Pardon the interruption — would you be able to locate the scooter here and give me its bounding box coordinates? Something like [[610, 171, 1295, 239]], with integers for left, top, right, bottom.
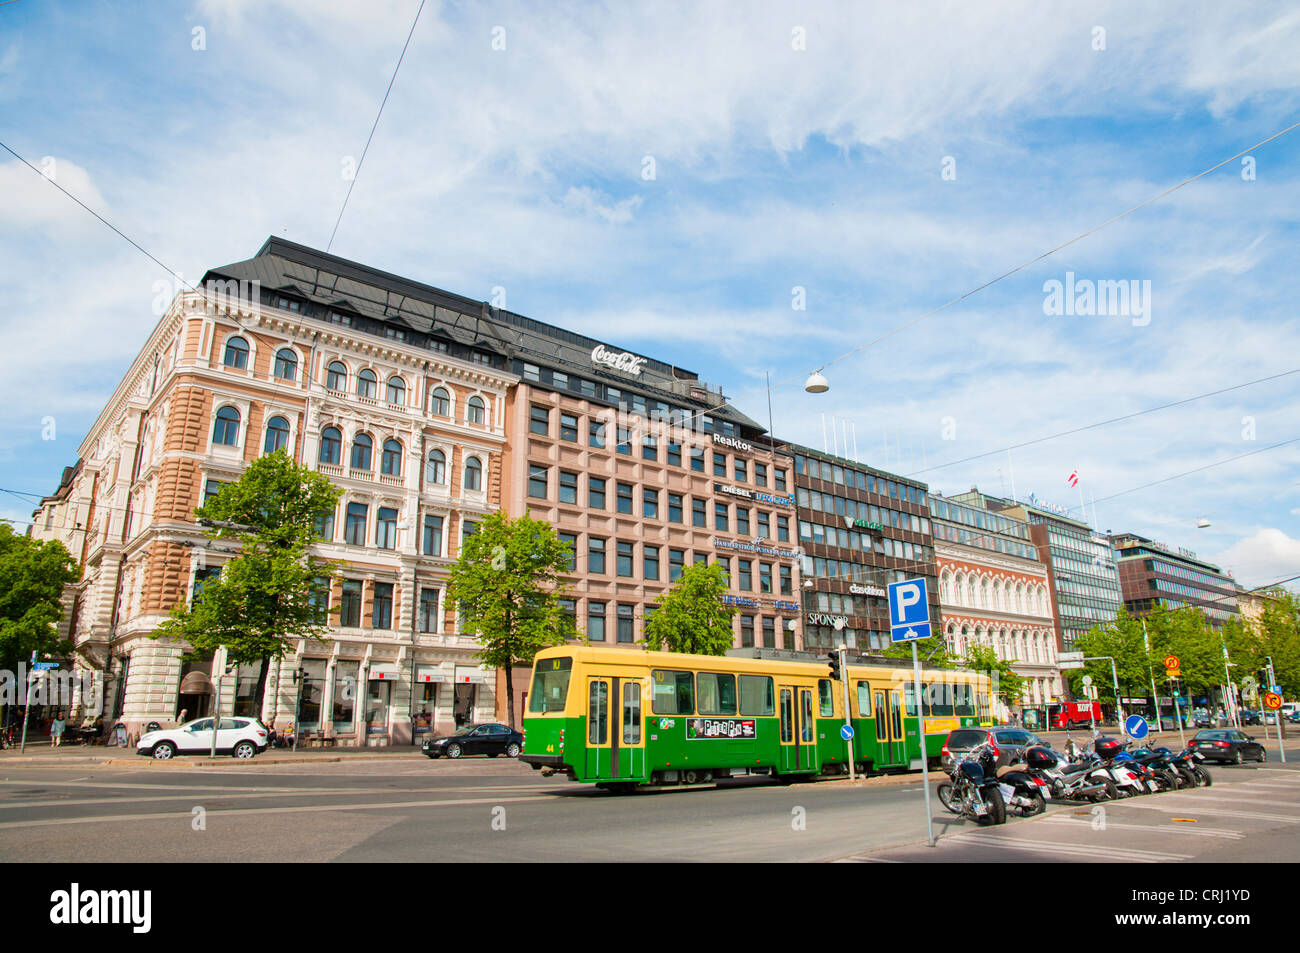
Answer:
[[1023, 745, 1114, 801]]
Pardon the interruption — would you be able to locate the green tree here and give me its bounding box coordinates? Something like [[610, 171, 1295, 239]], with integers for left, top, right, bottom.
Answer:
[[1071, 609, 1160, 708], [446, 511, 576, 727], [155, 450, 342, 710], [0, 524, 80, 678], [642, 562, 737, 656], [963, 644, 1026, 705]]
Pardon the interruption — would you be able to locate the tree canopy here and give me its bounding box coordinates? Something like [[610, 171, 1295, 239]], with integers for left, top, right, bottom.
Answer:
[[0, 524, 80, 675], [446, 511, 575, 726], [642, 562, 738, 656], [154, 450, 341, 708]]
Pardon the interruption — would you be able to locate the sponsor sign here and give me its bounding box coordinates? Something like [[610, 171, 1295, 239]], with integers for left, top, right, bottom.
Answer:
[[772, 599, 799, 612], [590, 344, 648, 377], [807, 613, 848, 628], [722, 594, 761, 608], [713, 537, 798, 560], [849, 584, 885, 597], [715, 482, 794, 507], [686, 717, 756, 740], [844, 517, 884, 531], [368, 664, 401, 681], [711, 433, 753, 454]]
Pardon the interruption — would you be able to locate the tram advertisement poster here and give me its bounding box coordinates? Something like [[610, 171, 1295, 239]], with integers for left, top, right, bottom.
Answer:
[[686, 718, 757, 740]]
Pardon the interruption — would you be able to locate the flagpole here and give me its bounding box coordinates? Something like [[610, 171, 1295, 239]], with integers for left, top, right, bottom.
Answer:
[[1008, 452, 1017, 502]]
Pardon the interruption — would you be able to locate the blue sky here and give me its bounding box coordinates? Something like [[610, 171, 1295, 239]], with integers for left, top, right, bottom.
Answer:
[[3, 1, 1299, 587]]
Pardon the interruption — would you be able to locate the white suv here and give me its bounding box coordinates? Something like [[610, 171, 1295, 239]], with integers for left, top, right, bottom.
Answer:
[[137, 717, 269, 760]]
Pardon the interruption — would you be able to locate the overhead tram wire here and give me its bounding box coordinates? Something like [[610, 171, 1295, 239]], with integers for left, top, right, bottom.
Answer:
[[325, 0, 427, 253], [905, 368, 1300, 478], [1090, 436, 1300, 506]]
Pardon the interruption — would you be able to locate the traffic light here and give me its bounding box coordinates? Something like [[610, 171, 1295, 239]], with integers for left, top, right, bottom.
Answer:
[[1258, 669, 1270, 688], [827, 651, 841, 681]]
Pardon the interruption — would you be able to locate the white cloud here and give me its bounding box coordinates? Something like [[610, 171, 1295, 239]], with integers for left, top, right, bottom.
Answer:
[[0, 158, 109, 231], [1210, 529, 1300, 589]]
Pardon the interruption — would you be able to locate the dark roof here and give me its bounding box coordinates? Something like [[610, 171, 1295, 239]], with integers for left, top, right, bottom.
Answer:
[[203, 238, 762, 432], [779, 441, 930, 490]]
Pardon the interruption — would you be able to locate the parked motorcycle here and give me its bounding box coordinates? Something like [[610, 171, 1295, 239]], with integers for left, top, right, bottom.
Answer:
[[1172, 745, 1213, 786], [937, 742, 1008, 825], [1022, 745, 1115, 802], [996, 759, 1051, 817]]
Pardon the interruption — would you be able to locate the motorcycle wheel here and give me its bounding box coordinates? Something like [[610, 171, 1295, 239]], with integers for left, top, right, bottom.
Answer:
[[1155, 771, 1176, 792], [1023, 789, 1046, 817], [1196, 766, 1213, 787], [1093, 777, 1119, 801], [937, 782, 961, 815], [978, 787, 1007, 826]]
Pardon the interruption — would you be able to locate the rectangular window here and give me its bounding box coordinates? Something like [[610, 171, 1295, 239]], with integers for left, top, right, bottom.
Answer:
[[739, 675, 775, 716], [691, 447, 705, 472], [588, 601, 606, 642], [818, 679, 834, 716], [341, 580, 363, 627], [345, 503, 368, 546], [551, 371, 568, 389], [856, 681, 873, 717], [759, 562, 772, 594], [372, 582, 393, 629], [738, 559, 753, 591], [667, 493, 683, 523], [617, 603, 635, 643], [333, 660, 358, 732], [693, 552, 708, 566], [315, 508, 334, 542], [697, 672, 737, 715], [588, 681, 608, 745], [588, 476, 606, 510], [780, 564, 792, 595], [736, 507, 750, 536], [734, 457, 747, 482], [756, 511, 769, 539], [715, 502, 729, 532], [644, 545, 660, 580], [559, 470, 578, 505], [522, 363, 540, 382], [667, 443, 681, 467], [642, 434, 657, 461], [422, 515, 444, 556], [651, 670, 694, 714], [588, 536, 606, 574], [669, 548, 685, 582], [617, 427, 632, 455], [528, 465, 548, 499], [740, 615, 754, 648], [762, 617, 776, 648], [530, 405, 549, 435], [643, 488, 659, 519], [617, 482, 633, 514], [692, 498, 706, 528], [589, 421, 606, 448], [774, 469, 787, 493], [376, 507, 397, 549], [617, 541, 634, 577], [558, 532, 577, 572], [777, 515, 790, 542], [557, 413, 578, 442], [418, 588, 440, 633], [623, 682, 642, 745], [580, 378, 596, 397], [713, 452, 727, 477], [755, 463, 768, 487]]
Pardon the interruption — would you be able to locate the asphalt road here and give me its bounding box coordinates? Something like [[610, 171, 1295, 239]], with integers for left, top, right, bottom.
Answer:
[[1, 737, 1298, 862]]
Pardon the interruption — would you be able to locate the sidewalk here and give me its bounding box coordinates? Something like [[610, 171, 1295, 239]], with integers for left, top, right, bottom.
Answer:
[[0, 743, 429, 768]]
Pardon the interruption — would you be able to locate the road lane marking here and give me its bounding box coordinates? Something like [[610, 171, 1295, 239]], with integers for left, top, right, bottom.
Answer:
[[969, 838, 1190, 862], [0, 792, 565, 830], [1113, 801, 1300, 823], [1039, 816, 1244, 839]]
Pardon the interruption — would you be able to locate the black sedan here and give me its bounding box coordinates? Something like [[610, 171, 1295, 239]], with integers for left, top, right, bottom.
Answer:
[[1187, 729, 1267, 764], [422, 723, 523, 760]]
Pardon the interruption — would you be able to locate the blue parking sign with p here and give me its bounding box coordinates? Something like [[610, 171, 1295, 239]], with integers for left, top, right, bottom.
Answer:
[[888, 578, 931, 643]]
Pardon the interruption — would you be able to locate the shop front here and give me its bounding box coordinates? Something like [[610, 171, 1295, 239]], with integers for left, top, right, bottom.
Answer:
[[366, 663, 400, 746], [411, 666, 444, 746]]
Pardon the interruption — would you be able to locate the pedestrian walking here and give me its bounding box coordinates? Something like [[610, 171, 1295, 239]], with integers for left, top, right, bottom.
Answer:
[[50, 712, 66, 748]]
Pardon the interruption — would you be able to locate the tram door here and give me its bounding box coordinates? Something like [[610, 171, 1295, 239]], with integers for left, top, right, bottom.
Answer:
[[873, 687, 907, 768], [779, 685, 818, 772], [586, 677, 646, 781]]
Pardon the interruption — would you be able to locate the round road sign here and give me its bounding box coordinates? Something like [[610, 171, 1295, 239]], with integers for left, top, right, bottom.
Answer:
[[1164, 655, 1180, 670], [840, 724, 855, 741], [1263, 692, 1283, 711], [1125, 715, 1149, 739]]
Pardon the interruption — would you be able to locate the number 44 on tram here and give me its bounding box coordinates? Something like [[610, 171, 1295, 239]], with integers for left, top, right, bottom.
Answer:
[[520, 646, 991, 791]]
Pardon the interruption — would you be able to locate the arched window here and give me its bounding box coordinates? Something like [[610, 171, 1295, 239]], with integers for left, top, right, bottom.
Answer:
[[319, 426, 342, 465], [467, 396, 486, 425], [223, 336, 249, 369], [426, 449, 446, 485], [381, 439, 403, 476], [429, 387, 450, 417], [464, 455, 482, 491], [386, 376, 406, 405], [274, 348, 298, 381], [264, 415, 290, 454], [327, 361, 347, 391], [212, 406, 240, 446], [351, 433, 373, 470], [357, 369, 378, 399]]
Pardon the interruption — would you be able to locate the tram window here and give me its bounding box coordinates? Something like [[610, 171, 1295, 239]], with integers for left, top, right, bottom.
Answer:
[[954, 684, 975, 717], [697, 673, 737, 715], [855, 681, 872, 717], [903, 684, 919, 716], [623, 683, 641, 744], [801, 691, 814, 742], [651, 670, 694, 714], [528, 657, 573, 713], [739, 675, 774, 716], [818, 679, 834, 717], [927, 682, 954, 717], [588, 681, 608, 745], [780, 690, 793, 743]]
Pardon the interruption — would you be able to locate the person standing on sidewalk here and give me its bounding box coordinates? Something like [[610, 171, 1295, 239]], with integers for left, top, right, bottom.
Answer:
[[50, 712, 66, 748]]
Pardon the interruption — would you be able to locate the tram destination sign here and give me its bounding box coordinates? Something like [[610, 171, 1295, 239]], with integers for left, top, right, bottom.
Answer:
[[686, 718, 757, 740]]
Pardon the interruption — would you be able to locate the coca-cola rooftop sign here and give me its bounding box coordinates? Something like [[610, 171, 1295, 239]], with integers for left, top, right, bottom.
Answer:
[[591, 344, 649, 377]]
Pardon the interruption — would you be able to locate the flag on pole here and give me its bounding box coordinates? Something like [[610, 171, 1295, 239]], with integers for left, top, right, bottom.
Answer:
[[1067, 468, 1079, 487]]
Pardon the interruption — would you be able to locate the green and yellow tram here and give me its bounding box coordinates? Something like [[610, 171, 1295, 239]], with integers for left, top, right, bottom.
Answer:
[[520, 646, 991, 789]]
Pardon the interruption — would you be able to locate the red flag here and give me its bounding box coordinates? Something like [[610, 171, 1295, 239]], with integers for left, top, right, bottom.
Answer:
[[1067, 469, 1079, 487]]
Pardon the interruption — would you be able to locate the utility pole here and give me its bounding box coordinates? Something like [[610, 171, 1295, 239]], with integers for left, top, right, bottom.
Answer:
[[839, 645, 855, 782]]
